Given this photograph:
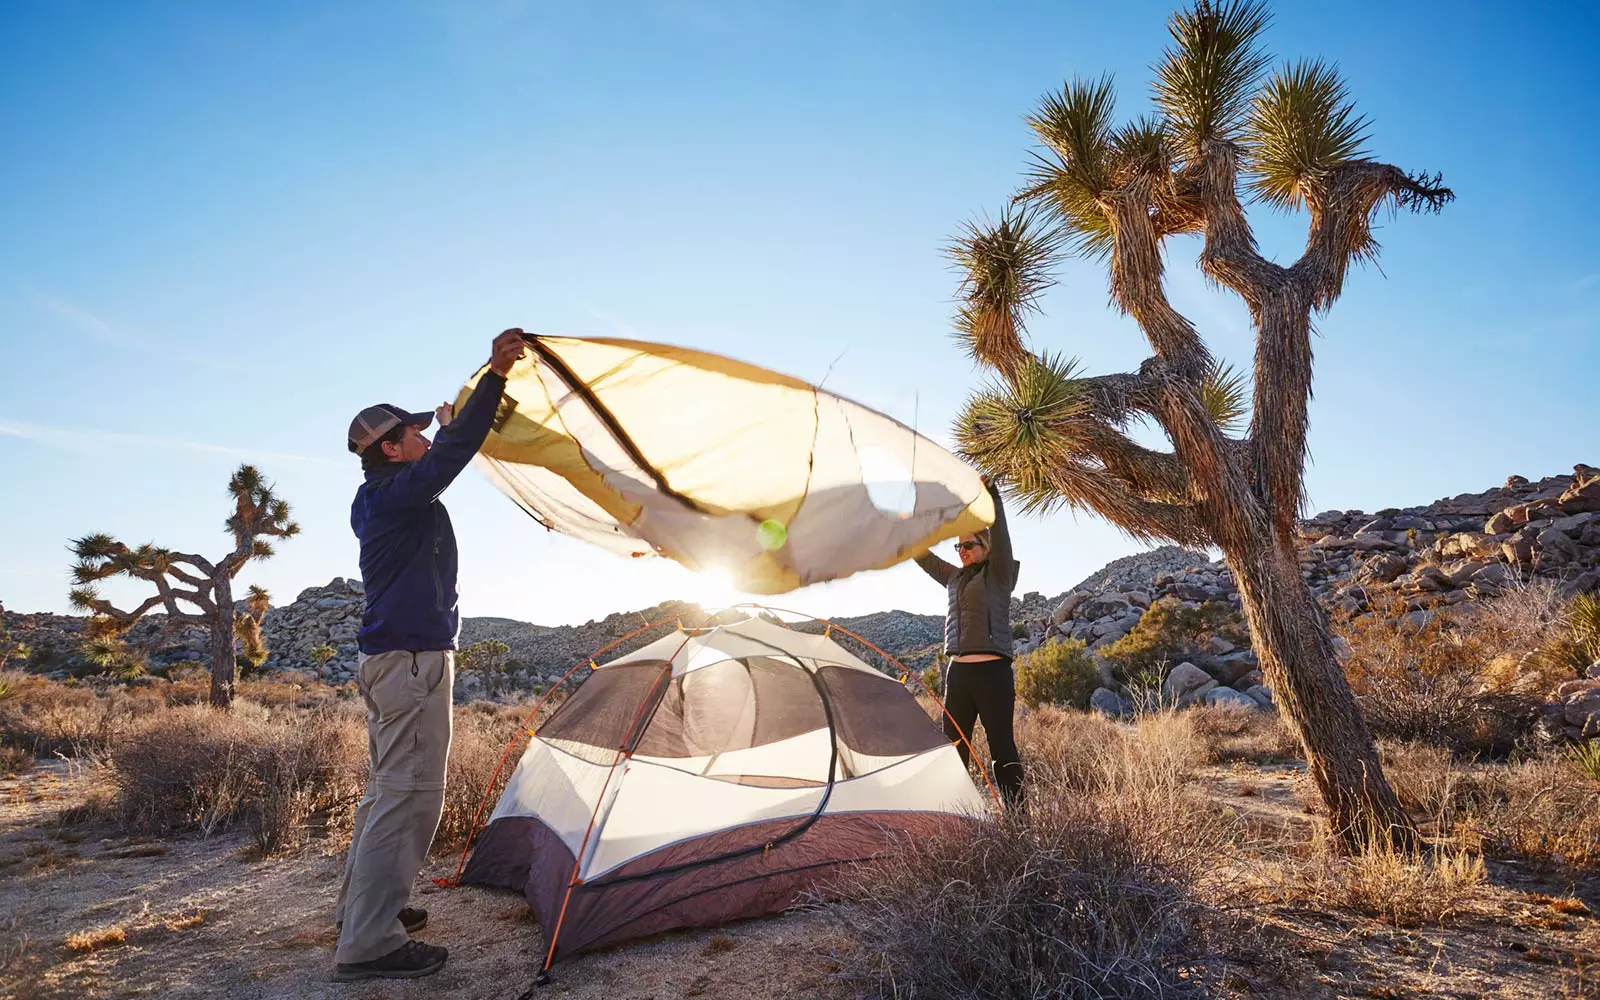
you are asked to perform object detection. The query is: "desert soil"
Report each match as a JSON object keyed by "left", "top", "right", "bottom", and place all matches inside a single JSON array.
[{"left": 0, "top": 759, "right": 1595, "bottom": 1000}]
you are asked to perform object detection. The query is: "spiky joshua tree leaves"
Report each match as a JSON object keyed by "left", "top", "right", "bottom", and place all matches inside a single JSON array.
[
  {"left": 951, "top": 1, "right": 1451, "bottom": 851},
  {"left": 69, "top": 465, "right": 300, "bottom": 707}
]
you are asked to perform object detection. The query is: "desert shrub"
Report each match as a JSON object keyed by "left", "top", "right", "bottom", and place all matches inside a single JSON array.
[
  {"left": 0, "top": 676, "right": 156, "bottom": 758},
  {"left": 0, "top": 743, "right": 33, "bottom": 775},
  {"left": 826, "top": 773, "right": 1225, "bottom": 999},
  {"left": 1010, "top": 621, "right": 1029, "bottom": 640},
  {"left": 106, "top": 702, "right": 366, "bottom": 854},
  {"left": 1338, "top": 611, "right": 1541, "bottom": 757},
  {"left": 1014, "top": 637, "right": 1098, "bottom": 709},
  {"left": 1099, "top": 598, "right": 1246, "bottom": 686},
  {"left": 437, "top": 702, "right": 534, "bottom": 850},
  {"left": 1381, "top": 742, "right": 1600, "bottom": 871},
  {"left": 917, "top": 659, "right": 943, "bottom": 698},
  {"left": 1188, "top": 704, "right": 1302, "bottom": 765},
  {"left": 826, "top": 705, "right": 1249, "bottom": 998}
]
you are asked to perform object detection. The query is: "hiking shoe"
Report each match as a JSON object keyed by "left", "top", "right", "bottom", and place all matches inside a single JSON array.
[
  {"left": 335, "top": 907, "right": 428, "bottom": 935},
  {"left": 397, "top": 907, "right": 428, "bottom": 934},
  {"left": 333, "top": 940, "right": 448, "bottom": 982}
]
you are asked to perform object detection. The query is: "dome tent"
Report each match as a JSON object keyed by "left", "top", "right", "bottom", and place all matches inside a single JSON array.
[{"left": 460, "top": 614, "right": 987, "bottom": 974}]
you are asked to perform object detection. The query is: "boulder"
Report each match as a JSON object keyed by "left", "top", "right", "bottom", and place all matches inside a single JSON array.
[
  {"left": 1243, "top": 684, "right": 1276, "bottom": 710},
  {"left": 1203, "top": 686, "right": 1262, "bottom": 711},
  {"left": 1208, "top": 650, "right": 1260, "bottom": 686},
  {"left": 1164, "top": 662, "right": 1217, "bottom": 707},
  {"left": 1090, "top": 687, "right": 1131, "bottom": 719},
  {"left": 1502, "top": 536, "right": 1535, "bottom": 565},
  {"left": 1361, "top": 552, "right": 1410, "bottom": 584},
  {"left": 1051, "top": 591, "right": 1090, "bottom": 625},
  {"left": 1078, "top": 593, "right": 1134, "bottom": 622},
  {"left": 1354, "top": 532, "right": 1398, "bottom": 552},
  {"left": 1559, "top": 477, "right": 1600, "bottom": 514},
  {"left": 1536, "top": 527, "right": 1581, "bottom": 565},
  {"left": 1554, "top": 511, "right": 1600, "bottom": 536}
]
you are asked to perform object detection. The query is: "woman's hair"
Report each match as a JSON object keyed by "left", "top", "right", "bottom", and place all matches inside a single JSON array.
[
  {"left": 974, "top": 528, "right": 992, "bottom": 549},
  {"left": 360, "top": 424, "right": 408, "bottom": 472}
]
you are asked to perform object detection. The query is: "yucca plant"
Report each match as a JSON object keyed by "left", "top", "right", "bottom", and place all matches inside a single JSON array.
[
  {"left": 946, "top": 0, "right": 1451, "bottom": 851},
  {"left": 68, "top": 464, "right": 299, "bottom": 708},
  {"left": 1571, "top": 740, "right": 1600, "bottom": 785}
]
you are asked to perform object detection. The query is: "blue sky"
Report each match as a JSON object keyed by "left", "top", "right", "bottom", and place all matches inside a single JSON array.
[{"left": 2, "top": 0, "right": 1596, "bottom": 626}]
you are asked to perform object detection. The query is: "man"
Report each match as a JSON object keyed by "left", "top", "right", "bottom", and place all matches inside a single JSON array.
[
  {"left": 332, "top": 328, "right": 526, "bottom": 982},
  {"left": 913, "top": 475, "right": 1025, "bottom": 808}
]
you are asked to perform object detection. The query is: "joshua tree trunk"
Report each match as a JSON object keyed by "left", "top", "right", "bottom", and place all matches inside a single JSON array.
[
  {"left": 1225, "top": 532, "right": 1412, "bottom": 848},
  {"left": 208, "top": 578, "right": 237, "bottom": 709}
]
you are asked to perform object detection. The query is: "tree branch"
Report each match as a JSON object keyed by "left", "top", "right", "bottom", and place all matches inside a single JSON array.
[
  {"left": 1195, "top": 141, "right": 1290, "bottom": 308},
  {"left": 166, "top": 551, "right": 217, "bottom": 576},
  {"left": 1032, "top": 456, "right": 1209, "bottom": 547},
  {"left": 1106, "top": 177, "right": 1209, "bottom": 367},
  {"left": 1292, "top": 160, "right": 1453, "bottom": 310}
]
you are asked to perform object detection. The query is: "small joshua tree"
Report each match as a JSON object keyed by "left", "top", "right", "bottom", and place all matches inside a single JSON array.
[
  {"left": 310, "top": 645, "right": 338, "bottom": 671},
  {"left": 949, "top": 1, "right": 1451, "bottom": 849},
  {"left": 69, "top": 465, "right": 299, "bottom": 707},
  {"left": 0, "top": 606, "right": 31, "bottom": 669},
  {"left": 459, "top": 638, "right": 512, "bottom": 698}
]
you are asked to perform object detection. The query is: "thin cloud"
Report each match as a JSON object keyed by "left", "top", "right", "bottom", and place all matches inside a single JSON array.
[
  {"left": 24, "top": 287, "right": 244, "bottom": 374},
  {"left": 0, "top": 418, "right": 336, "bottom": 466},
  {"left": 585, "top": 305, "right": 639, "bottom": 339}
]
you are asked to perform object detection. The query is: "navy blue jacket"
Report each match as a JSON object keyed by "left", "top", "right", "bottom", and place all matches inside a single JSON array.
[{"left": 352, "top": 372, "right": 507, "bottom": 654}]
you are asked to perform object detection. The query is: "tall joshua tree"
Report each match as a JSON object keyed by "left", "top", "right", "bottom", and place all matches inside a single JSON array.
[
  {"left": 69, "top": 465, "right": 300, "bottom": 708},
  {"left": 951, "top": 0, "right": 1450, "bottom": 850}
]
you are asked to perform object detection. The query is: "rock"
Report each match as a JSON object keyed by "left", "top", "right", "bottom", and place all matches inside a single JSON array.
[
  {"left": 1485, "top": 510, "right": 1519, "bottom": 535},
  {"left": 1090, "top": 687, "right": 1131, "bottom": 719},
  {"left": 1244, "top": 684, "right": 1276, "bottom": 710},
  {"left": 1587, "top": 661, "right": 1600, "bottom": 680},
  {"left": 1556, "top": 510, "right": 1600, "bottom": 535},
  {"left": 1051, "top": 591, "right": 1089, "bottom": 625},
  {"left": 1079, "top": 593, "right": 1134, "bottom": 622},
  {"left": 1208, "top": 650, "right": 1259, "bottom": 686},
  {"left": 1407, "top": 565, "right": 1452, "bottom": 591},
  {"left": 1125, "top": 590, "right": 1152, "bottom": 609},
  {"left": 1204, "top": 636, "right": 1236, "bottom": 656},
  {"left": 1203, "top": 686, "right": 1262, "bottom": 711},
  {"left": 1164, "top": 661, "right": 1215, "bottom": 703},
  {"left": 1559, "top": 477, "right": 1600, "bottom": 514},
  {"left": 1537, "top": 527, "right": 1581, "bottom": 565},
  {"left": 1502, "top": 536, "right": 1535, "bottom": 565},
  {"left": 1354, "top": 532, "right": 1398, "bottom": 552},
  {"left": 1360, "top": 552, "right": 1409, "bottom": 584}
]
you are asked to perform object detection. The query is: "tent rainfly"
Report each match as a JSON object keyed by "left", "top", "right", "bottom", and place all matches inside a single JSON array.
[
  {"left": 461, "top": 615, "right": 986, "bottom": 970},
  {"left": 454, "top": 334, "right": 995, "bottom": 595}
]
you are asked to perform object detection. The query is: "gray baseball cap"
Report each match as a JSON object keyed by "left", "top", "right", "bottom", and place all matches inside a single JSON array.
[{"left": 347, "top": 403, "right": 433, "bottom": 455}]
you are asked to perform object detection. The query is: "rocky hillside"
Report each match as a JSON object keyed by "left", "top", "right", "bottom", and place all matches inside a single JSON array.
[{"left": 6, "top": 466, "right": 1598, "bottom": 734}]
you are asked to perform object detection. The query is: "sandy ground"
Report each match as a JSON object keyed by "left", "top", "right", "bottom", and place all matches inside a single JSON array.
[{"left": 1, "top": 759, "right": 1596, "bottom": 1000}]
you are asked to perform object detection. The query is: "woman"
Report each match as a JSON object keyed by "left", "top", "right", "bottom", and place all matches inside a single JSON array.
[{"left": 914, "top": 476, "right": 1024, "bottom": 807}]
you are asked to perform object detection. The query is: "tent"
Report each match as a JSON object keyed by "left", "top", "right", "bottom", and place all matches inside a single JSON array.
[
  {"left": 460, "top": 615, "right": 987, "bottom": 970},
  {"left": 453, "top": 334, "right": 994, "bottom": 595}
]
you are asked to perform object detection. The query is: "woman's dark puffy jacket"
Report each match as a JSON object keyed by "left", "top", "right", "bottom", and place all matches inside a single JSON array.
[{"left": 914, "top": 481, "right": 1018, "bottom": 658}]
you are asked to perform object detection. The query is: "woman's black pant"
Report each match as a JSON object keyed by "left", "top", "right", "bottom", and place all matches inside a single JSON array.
[{"left": 943, "top": 657, "right": 1025, "bottom": 807}]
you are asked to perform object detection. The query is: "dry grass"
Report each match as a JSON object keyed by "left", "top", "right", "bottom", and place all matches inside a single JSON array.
[
  {"left": 1382, "top": 742, "right": 1600, "bottom": 870},
  {"left": 0, "top": 745, "right": 33, "bottom": 776},
  {"left": 438, "top": 701, "right": 534, "bottom": 850},
  {"left": 1188, "top": 703, "right": 1303, "bottom": 765},
  {"left": 1337, "top": 607, "right": 1543, "bottom": 757},
  {"left": 823, "top": 708, "right": 1252, "bottom": 999},
  {"left": 64, "top": 923, "right": 127, "bottom": 954},
  {"left": 105, "top": 700, "right": 367, "bottom": 855},
  {"left": 1269, "top": 836, "right": 1488, "bottom": 928}
]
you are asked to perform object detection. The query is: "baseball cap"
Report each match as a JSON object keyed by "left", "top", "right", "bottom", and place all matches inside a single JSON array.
[{"left": 347, "top": 404, "right": 434, "bottom": 455}]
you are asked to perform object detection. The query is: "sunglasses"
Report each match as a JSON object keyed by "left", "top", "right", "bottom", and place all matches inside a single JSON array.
[{"left": 954, "top": 540, "right": 986, "bottom": 553}]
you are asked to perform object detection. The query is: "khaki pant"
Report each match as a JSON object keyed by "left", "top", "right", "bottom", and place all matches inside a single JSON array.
[{"left": 334, "top": 649, "right": 454, "bottom": 964}]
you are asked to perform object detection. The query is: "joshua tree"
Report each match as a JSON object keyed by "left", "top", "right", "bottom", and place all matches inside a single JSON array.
[
  {"left": 310, "top": 644, "right": 338, "bottom": 670},
  {"left": 68, "top": 465, "right": 299, "bottom": 707},
  {"left": 459, "top": 637, "right": 512, "bottom": 698},
  {"left": 950, "top": 0, "right": 1450, "bottom": 850}
]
